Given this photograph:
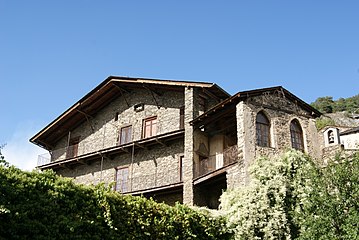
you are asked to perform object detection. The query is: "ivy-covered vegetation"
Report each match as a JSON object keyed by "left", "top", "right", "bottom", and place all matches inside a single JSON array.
[
  {"left": 311, "top": 95, "right": 359, "bottom": 113},
  {"left": 0, "top": 155, "right": 230, "bottom": 239},
  {"left": 220, "top": 151, "right": 359, "bottom": 240}
]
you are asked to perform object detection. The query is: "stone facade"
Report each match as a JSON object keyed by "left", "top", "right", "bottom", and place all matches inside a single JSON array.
[
  {"left": 34, "top": 78, "right": 357, "bottom": 208},
  {"left": 42, "top": 81, "right": 223, "bottom": 206},
  {"left": 53, "top": 89, "right": 184, "bottom": 160}
]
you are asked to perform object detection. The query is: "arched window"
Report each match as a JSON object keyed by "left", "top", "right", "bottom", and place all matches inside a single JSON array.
[
  {"left": 256, "top": 111, "right": 270, "bottom": 147},
  {"left": 290, "top": 119, "right": 304, "bottom": 151}
]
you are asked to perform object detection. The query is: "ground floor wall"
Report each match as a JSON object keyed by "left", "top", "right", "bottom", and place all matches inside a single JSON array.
[{"left": 56, "top": 139, "right": 184, "bottom": 194}]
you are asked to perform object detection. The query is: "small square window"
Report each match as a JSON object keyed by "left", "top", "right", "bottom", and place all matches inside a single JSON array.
[{"left": 134, "top": 103, "right": 144, "bottom": 112}]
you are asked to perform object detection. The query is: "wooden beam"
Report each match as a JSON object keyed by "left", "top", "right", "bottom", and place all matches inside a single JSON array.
[
  {"left": 155, "top": 138, "right": 167, "bottom": 147},
  {"left": 143, "top": 84, "right": 161, "bottom": 109},
  {"left": 134, "top": 142, "right": 147, "bottom": 150},
  {"left": 112, "top": 82, "right": 130, "bottom": 107},
  {"left": 76, "top": 109, "right": 93, "bottom": 119},
  {"left": 202, "top": 88, "right": 221, "bottom": 101}
]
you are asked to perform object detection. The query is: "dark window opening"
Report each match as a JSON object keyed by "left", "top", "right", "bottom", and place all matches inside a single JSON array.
[
  {"left": 328, "top": 130, "right": 334, "bottom": 144},
  {"left": 66, "top": 137, "right": 80, "bottom": 159},
  {"left": 180, "top": 107, "right": 185, "bottom": 129},
  {"left": 134, "top": 103, "right": 144, "bottom": 112},
  {"left": 256, "top": 111, "right": 270, "bottom": 147},
  {"left": 290, "top": 119, "right": 304, "bottom": 151},
  {"left": 194, "top": 174, "right": 226, "bottom": 209},
  {"left": 179, "top": 155, "right": 184, "bottom": 182}
]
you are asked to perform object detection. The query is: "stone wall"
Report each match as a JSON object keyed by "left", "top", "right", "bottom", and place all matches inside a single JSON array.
[
  {"left": 227, "top": 93, "right": 321, "bottom": 189},
  {"left": 52, "top": 89, "right": 184, "bottom": 161},
  {"left": 56, "top": 139, "right": 184, "bottom": 191}
]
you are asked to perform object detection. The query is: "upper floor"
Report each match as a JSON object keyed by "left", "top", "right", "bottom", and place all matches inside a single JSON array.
[{"left": 32, "top": 76, "right": 229, "bottom": 169}]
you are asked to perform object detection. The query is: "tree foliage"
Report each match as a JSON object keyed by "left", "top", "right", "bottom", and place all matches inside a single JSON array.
[
  {"left": 220, "top": 150, "right": 315, "bottom": 240},
  {"left": 0, "top": 164, "right": 230, "bottom": 240},
  {"left": 220, "top": 150, "right": 359, "bottom": 240},
  {"left": 298, "top": 153, "right": 359, "bottom": 240},
  {"left": 311, "top": 94, "right": 359, "bottom": 114}
]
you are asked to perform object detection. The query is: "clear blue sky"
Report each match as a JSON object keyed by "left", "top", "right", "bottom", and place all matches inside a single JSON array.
[{"left": 1, "top": 1, "right": 358, "bottom": 169}]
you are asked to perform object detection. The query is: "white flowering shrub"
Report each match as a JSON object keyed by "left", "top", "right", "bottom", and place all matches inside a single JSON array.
[{"left": 220, "top": 150, "right": 315, "bottom": 240}]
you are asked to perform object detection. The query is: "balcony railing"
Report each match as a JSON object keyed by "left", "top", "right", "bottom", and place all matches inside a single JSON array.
[
  {"left": 194, "top": 145, "right": 238, "bottom": 178},
  {"left": 37, "top": 119, "right": 187, "bottom": 166}
]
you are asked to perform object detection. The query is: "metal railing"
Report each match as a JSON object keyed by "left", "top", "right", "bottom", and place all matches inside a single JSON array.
[
  {"left": 36, "top": 126, "right": 185, "bottom": 167},
  {"left": 194, "top": 145, "right": 238, "bottom": 178}
]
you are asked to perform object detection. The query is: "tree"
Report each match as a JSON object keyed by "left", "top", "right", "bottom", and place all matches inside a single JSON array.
[
  {"left": 0, "top": 144, "right": 9, "bottom": 167},
  {"left": 219, "top": 150, "right": 359, "bottom": 240},
  {"left": 311, "top": 96, "right": 334, "bottom": 113},
  {"left": 298, "top": 153, "right": 359, "bottom": 240},
  {"left": 219, "top": 150, "right": 315, "bottom": 240}
]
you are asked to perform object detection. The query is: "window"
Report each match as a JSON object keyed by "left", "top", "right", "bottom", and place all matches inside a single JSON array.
[
  {"left": 143, "top": 116, "right": 157, "bottom": 138},
  {"left": 290, "top": 119, "right": 304, "bottom": 151},
  {"left": 179, "top": 155, "right": 184, "bottom": 182},
  {"left": 115, "top": 167, "right": 129, "bottom": 193},
  {"left": 119, "top": 125, "right": 132, "bottom": 145},
  {"left": 66, "top": 137, "right": 80, "bottom": 159},
  {"left": 256, "top": 111, "right": 270, "bottom": 147},
  {"left": 134, "top": 103, "right": 144, "bottom": 112},
  {"left": 179, "top": 107, "right": 185, "bottom": 129},
  {"left": 328, "top": 130, "right": 334, "bottom": 144}
]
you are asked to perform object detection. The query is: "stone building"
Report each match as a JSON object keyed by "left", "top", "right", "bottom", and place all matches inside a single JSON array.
[{"left": 31, "top": 76, "right": 322, "bottom": 208}]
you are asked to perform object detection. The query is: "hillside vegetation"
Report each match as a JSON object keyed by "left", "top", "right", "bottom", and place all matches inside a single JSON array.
[{"left": 311, "top": 94, "right": 359, "bottom": 114}]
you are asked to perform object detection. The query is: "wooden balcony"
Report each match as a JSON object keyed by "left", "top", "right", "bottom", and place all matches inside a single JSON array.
[{"left": 194, "top": 145, "right": 238, "bottom": 179}]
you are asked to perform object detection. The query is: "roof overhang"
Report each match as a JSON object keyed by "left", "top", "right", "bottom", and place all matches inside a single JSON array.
[
  {"left": 30, "top": 76, "right": 229, "bottom": 149},
  {"left": 191, "top": 86, "right": 322, "bottom": 127}
]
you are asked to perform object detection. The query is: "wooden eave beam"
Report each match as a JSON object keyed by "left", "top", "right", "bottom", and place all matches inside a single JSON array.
[
  {"left": 202, "top": 88, "right": 221, "bottom": 101},
  {"left": 112, "top": 82, "right": 131, "bottom": 94},
  {"left": 143, "top": 84, "right": 161, "bottom": 109},
  {"left": 76, "top": 109, "right": 93, "bottom": 119}
]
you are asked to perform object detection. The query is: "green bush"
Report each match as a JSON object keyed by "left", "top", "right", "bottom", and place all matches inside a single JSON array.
[
  {"left": 0, "top": 165, "right": 231, "bottom": 240},
  {"left": 315, "top": 117, "right": 336, "bottom": 130},
  {"left": 219, "top": 150, "right": 359, "bottom": 240},
  {"left": 219, "top": 150, "right": 315, "bottom": 240},
  {"left": 297, "top": 153, "right": 359, "bottom": 240}
]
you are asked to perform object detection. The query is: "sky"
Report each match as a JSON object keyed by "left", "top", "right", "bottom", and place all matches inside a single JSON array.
[{"left": 0, "top": 1, "right": 358, "bottom": 170}]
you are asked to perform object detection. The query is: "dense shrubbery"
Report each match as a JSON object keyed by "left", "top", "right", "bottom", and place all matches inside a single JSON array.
[
  {"left": 298, "top": 153, "right": 359, "bottom": 240},
  {"left": 1, "top": 147, "right": 358, "bottom": 240},
  {"left": 0, "top": 162, "right": 230, "bottom": 239},
  {"left": 220, "top": 150, "right": 359, "bottom": 240}
]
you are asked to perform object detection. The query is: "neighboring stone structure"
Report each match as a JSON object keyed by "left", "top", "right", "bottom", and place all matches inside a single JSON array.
[
  {"left": 340, "top": 127, "right": 359, "bottom": 149},
  {"left": 32, "top": 76, "right": 353, "bottom": 209}
]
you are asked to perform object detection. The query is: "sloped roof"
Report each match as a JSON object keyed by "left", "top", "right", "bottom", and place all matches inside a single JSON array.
[
  {"left": 30, "top": 76, "right": 229, "bottom": 149},
  {"left": 340, "top": 126, "right": 359, "bottom": 136},
  {"left": 191, "top": 86, "right": 322, "bottom": 126}
]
